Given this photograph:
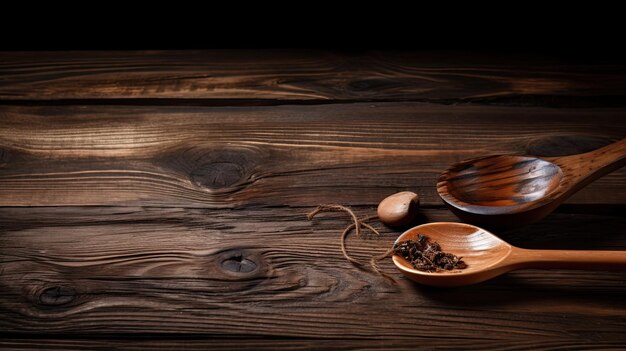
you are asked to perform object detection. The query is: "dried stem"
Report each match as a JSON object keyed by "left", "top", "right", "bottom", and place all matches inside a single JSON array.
[
  {"left": 370, "top": 247, "right": 397, "bottom": 284},
  {"left": 340, "top": 223, "right": 363, "bottom": 267},
  {"left": 307, "top": 204, "right": 396, "bottom": 283},
  {"left": 358, "top": 214, "right": 380, "bottom": 238},
  {"left": 308, "top": 204, "right": 361, "bottom": 238}
]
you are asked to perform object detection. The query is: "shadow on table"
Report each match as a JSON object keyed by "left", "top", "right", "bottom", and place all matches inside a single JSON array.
[{"left": 402, "top": 265, "right": 626, "bottom": 311}]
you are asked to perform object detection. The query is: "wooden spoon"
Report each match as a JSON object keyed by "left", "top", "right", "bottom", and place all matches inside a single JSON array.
[
  {"left": 392, "top": 222, "right": 626, "bottom": 287},
  {"left": 437, "top": 138, "right": 626, "bottom": 227}
]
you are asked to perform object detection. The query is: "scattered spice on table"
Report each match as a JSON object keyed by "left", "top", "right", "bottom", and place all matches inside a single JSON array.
[{"left": 393, "top": 234, "right": 467, "bottom": 272}]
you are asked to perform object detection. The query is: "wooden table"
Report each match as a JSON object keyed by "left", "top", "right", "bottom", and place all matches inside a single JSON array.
[{"left": 1, "top": 51, "right": 625, "bottom": 350}]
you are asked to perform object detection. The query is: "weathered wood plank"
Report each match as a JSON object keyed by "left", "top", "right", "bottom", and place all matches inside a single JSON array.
[
  {"left": 1, "top": 50, "right": 625, "bottom": 349},
  {"left": 1, "top": 51, "right": 626, "bottom": 105},
  {"left": 0, "top": 103, "right": 624, "bottom": 208},
  {"left": 2, "top": 337, "right": 625, "bottom": 351},
  {"left": 0, "top": 206, "right": 624, "bottom": 340}
]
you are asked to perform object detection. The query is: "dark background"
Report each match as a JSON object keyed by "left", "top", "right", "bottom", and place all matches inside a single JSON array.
[{"left": 2, "top": 7, "right": 624, "bottom": 63}]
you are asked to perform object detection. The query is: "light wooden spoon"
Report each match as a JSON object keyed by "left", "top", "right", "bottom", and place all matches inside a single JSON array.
[
  {"left": 392, "top": 222, "right": 626, "bottom": 287},
  {"left": 437, "top": 138, "right": 626, "bottom": 227}
]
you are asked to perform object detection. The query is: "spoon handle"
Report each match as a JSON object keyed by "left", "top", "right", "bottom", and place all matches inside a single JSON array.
[
  {"left": 551, "top": 138, "right": 626, "bottom": 186},
  {"left": 510, "top": 247, "right": 626, "bottom": 271}
]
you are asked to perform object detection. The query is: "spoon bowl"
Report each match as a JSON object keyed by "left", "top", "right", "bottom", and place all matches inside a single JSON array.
[
  {"left": 393, "top": 223, "right": 513, "bottom": 287},
  {"left": 443, "top": 156, "right": 563, "bottom": 207},
  {"left": 437, "top": 139, "right": 626, "bottom": 227},
  {"left": 393, "top": 222, "right": 626, "bottom": 287}
]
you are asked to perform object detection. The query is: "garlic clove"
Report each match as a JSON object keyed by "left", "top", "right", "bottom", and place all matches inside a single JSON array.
[{"left": 377, "top": 191, "right": 420, "bottom": 227}]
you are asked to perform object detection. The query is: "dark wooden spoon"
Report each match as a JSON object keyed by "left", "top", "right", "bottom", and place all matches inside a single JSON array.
[
  {"left": 437, "top": 138, "right": 625, "bottom": 227},
  {"left": 392, "top": 222, "right": 626, "bottom": 287}
]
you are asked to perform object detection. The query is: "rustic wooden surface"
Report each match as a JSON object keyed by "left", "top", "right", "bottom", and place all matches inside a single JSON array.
[{"left": 0, "top": 51, "right": 625, "bottom": 350}]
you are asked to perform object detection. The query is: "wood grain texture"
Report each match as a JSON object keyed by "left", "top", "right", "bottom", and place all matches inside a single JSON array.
[
  {"left": 1, "top": 51, "right": 625, "bottom": 349},
  {"left": 0, "top": 206, "right": 625, "bottom": 342},
  {"left": 0, "top": 103, "right": 624, "bottom": 208},
  {"left": 2, "top": 51, "right": 626, "bottom": 105}
]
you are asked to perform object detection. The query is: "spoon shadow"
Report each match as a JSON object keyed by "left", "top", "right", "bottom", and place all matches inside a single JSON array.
[
  {"left": 405, "top": 270, "right": 626, "bottom": 311},
  {"left": 492, "top": 205, "right": 626, "bottom": 250}
]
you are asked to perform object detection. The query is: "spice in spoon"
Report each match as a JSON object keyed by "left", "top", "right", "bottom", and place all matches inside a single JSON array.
[{"left": 394, "top": 234, "right": 467, "bottom": 272}]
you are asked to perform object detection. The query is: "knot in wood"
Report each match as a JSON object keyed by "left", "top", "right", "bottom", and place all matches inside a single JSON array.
[
  {"left": 184, "top": 147, "right": 264, "bottom": 191},
  {"left": 214, "top": 249, "right": 265, "bottom": 280},
  {"left": 191, "top": 162, "right": 245, "bottom": 189},
  {"left": 221, "top": 253, "right": 258, "bottom": 273},
  {"left": 38, "top": 286, "right": 77, "bottom": 306}
]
